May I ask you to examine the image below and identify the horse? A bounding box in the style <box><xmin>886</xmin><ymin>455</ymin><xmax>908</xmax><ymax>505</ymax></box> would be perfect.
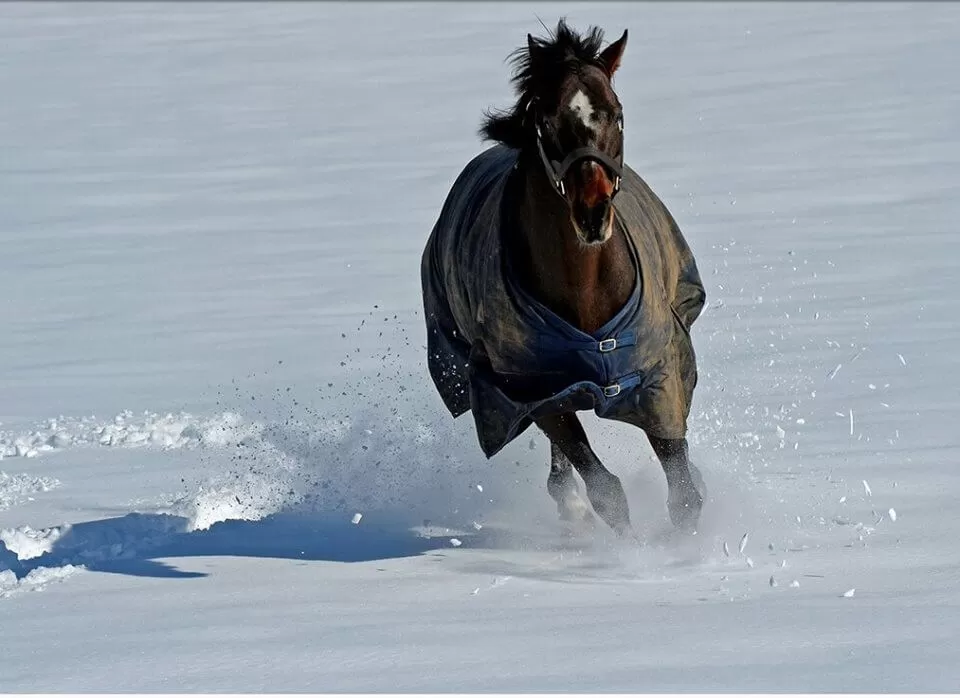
<box><xmin>421</xmin><ymin>20</ymin><xmax>706</xmax><ymax>536</ymax></box>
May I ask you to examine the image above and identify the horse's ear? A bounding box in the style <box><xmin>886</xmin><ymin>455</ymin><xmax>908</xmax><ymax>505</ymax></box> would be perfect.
<box><xmin>599</xmin><ymin>29</ymin><xmax>628</xmax><ymax>78</ymax></box>
<box><xmin>527</xmin><ymin>33</ymin><xmax>539</xmax><ymax>58</ymax></box>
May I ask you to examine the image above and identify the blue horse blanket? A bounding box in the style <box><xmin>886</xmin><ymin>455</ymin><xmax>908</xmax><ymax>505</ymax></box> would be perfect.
<box><xmin>421</xmin><ymin>145</ymin><xmax>705</xmax><ymax>457</ymax></box>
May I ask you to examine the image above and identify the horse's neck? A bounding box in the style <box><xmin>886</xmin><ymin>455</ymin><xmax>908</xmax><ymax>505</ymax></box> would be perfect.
<box><xmin>506</xmin><ymin>167</ymin><xmax>635</xmax><ymax>335</ymax></box>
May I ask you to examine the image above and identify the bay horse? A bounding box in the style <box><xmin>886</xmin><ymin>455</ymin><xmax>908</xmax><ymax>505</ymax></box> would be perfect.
<box><xmin>421</xmin><ymin>20</ymin><xmax>706</xmax><ymax>536</ymax></box>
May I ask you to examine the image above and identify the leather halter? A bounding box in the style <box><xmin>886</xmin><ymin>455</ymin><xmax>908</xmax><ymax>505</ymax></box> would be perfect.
<box><xmin>528</xmin><ymin>98</ymin><xmax>624</xmax><ymax>200</ymax></box>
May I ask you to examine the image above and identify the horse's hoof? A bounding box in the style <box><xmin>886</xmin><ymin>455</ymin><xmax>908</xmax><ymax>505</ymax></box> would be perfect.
<box><xmin>667</xmin><ymin>488</ymin><xmax>703</xmax><ymax>532</ymax></box>
<box><xmin>614</xmin><ymin>522</ymin><xmax>639</xmax><ymax>541</ymax></box>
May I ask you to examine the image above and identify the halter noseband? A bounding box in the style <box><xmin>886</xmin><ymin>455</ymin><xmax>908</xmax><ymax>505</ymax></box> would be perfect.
<box><xmin>528</xmin><ymin>98</ymin><xmax>624</xmax><ymax>200</ymax></box>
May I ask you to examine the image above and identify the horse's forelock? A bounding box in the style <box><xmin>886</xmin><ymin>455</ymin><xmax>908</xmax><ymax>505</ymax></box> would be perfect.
<box><xmin>480</xmin><ymin>19</ymin><xmax>608</xmax><ymax>148</ymax></box>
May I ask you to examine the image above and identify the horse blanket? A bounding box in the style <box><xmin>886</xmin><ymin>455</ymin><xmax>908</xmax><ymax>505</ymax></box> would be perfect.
<box><xmin>421</xmin><ymin>145</ymin><xmax>705</xmax><ymax>457</ymax></box>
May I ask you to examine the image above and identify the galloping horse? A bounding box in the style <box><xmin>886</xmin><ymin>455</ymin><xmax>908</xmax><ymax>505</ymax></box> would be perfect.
<box><xmin>421</xmin><ymin>20</ymin><xmax>706</xmax><ymax>535</ymax></box>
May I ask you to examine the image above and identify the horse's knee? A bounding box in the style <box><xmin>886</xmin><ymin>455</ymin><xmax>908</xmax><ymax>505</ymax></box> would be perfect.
<box><xmin>647</xmin><ymin>433</ymin><xmax>688</xmax><ymax>465</ymax></box>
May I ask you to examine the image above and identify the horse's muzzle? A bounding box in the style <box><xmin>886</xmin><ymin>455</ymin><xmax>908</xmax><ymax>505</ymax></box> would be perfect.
<box><xmin>570</xmin><ymin>161</ymin><xmax>615</xmax><ymax>243</ymax></box>
<box><xmin>573</xmin><ymin>197</ymin><xmax>613</xmax><ymax>244</ymax></box>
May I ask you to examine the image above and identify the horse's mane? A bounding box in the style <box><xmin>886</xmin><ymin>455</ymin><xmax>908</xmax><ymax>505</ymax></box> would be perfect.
<box><xmin>480</xmin><ymin>19</ymin><xmax>606</xmax><ymax>149</ymax></box>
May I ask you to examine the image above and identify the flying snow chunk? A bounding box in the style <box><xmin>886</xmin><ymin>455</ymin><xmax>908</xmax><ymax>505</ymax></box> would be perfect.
<box><xmin>888</xmin><ymin>508</ymin><xmax>897</xmax><ymax>522</ymax></box>
<box><xmin>769</xmin><ymin>576</ymin><xmax>777</xmax><ymax>588</ymax></box>
<box><xmin>449</xmin><ymin>538</ymin><xmax>462</xmax><ymax>547</ymax></box>
<box><xmin>723</xmin><ymin>541</ymin><xmax>730</xmax><ymax>557</ymax></box>
<box><xmin>351</xmin><ymin>513</ymin><xmax>363</xmax><ymax>525</ymax></box>
<box><xmin>842</xmin><ymin>588</ymin><xmax>856</xmax><ymax>598</ymax></box>
<box><xmin>745</xmin><ymin>557</ymin><xmax>754</xmax><ymax>568</ymax></box>
<box><xmin>862</xmin><ymin>480</ymin><xmax>872</xmax><ymax>497</ymax></box>
<box><xmin>738</xmin><ymin>532</ymin><xmax>749</xmax><ymax>554</ymax></box>
<box><xmin>790</xmin><ymin>580</ymin><xmax>800</xmax><ymax>588</ymax></box>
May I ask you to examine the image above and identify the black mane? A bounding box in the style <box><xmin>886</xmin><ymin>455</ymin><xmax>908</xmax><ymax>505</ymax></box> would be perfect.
<box><xmin>480</xmin><ymin>19</ymin><xmax>606</xmax><ymax>149</ymax></box>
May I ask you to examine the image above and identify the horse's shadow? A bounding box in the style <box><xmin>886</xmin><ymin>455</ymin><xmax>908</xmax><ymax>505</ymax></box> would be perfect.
<box><xmin>2</xmin><ymin>511</ymin><xmax>473</xmax><ymax>581</ymax></box>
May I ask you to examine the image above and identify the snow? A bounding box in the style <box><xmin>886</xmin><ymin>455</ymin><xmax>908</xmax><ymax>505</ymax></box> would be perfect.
<box><xmin>1</xmin><ymin>1</ymin><xmax>960</xmax><ymax>692</ymax></box>
<box><xmin>0</xmin><ymin>471</ymin><xmax>60</xmax><ymax>511</ymax></box>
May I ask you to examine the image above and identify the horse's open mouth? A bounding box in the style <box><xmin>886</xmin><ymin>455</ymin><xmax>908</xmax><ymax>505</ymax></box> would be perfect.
<box><xmin>572</xmin><ymin>200</ymin><xmax>614</xmax><ymax>245</ymax></box>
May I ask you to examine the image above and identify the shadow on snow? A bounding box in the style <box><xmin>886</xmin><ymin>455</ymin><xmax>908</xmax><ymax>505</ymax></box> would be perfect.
<box><xmin>1</xmin><ymin>512</ymin><xmax>478</xmax><ymax>581</ymax></box>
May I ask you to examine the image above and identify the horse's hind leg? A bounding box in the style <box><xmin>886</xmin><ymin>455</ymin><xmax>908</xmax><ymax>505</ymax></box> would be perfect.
<box><xmin>647</xmin><ymin>435</ymin><xmax>703</xmax><ymax>531</ymax></box>
<box><xmin>537</xmin><ymin>413</ymin><xmax>632</xmax><ymax>536</ymax></box>
<box><xmin>547</xmin><ymin>442</ymin><xmax>595</xmax><ymax>526</ymax></box>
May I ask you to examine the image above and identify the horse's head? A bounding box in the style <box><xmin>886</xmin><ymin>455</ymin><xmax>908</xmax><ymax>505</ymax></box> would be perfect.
<box><xmin>482</xmin><ymin>20</ymin><xmax>629</xmax><ymax>245</ymax></box>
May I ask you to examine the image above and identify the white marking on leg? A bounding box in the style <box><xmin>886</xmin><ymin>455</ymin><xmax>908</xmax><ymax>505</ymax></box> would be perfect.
<box><xmin>568</xmin><ymin>89</ymin><xmax>596</xmax><ymax>132</ymax></box>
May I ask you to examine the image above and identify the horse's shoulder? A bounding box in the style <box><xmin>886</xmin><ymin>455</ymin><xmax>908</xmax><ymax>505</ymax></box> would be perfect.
<box><xmin>618</xmin><ymin>164</ymin><xmax>703</xmax><ymax>308</ymax></box>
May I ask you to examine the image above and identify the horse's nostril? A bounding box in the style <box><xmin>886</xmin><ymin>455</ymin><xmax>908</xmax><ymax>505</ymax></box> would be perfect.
<box><xmin>576</xmin><ymin>163</ymin><xmax>615</xmax><ymax>207</ymax></box>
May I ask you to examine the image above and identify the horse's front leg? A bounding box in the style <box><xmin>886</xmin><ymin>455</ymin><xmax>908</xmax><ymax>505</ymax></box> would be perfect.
<box><xmin>547</xmin><ymin>442</ymin><xmax>595</xmax><ymax>526</ymax></box>
<box><xmin>537</xmin><ymin>413</ymin><xmax>632</xmax><ymax>536</ymax></box>
<box><xmin>647</xmin><ymin>435</ymin><xmax>703</xmax><ymax>531</ymax></box>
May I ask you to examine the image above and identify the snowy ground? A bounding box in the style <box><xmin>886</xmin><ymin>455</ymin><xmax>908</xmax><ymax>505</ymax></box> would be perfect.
<box><xmin>2</xmin><ymin>1</ymin><xmax>959</xmax><ymax>691</ymax></box>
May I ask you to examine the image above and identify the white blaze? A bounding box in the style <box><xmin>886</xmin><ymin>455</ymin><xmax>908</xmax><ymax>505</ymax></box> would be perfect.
<box><xmin>568</xmin><ymin>89</ymin><xmax>596</xmax><ymax>132</ymax></box>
